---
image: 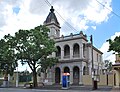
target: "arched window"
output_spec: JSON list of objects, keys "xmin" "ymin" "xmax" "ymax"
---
[
  {"xmin": 73, "ymin": 43, "xmax": 79, "ymax": 57},
  {"xmin": 64, "ymin": 45, "xmax": 70, "ymax": 58},
  {"xmin": 56, "ymin": 46, "xmax": 61, "ymax": 59}
]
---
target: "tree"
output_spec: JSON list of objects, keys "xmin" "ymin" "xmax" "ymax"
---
[
  {"xmin": 104, "ymin": 60, "xmax": 112, "ymax": 72},
  {"xmin": 0, "ymin": 34, "xmax": 18, "ymax": 81},
  {"xmin": 14, "ymin": 25, "xmax": 57, "ymax": 87},
  {"xmin": 107, "ymin": 36, "xmax": 120, "ymax": 55}
]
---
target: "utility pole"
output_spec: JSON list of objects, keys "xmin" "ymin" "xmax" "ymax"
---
[
  {"xmin": 16, "ymin": 67, "xmax": 18, "ymax": 87},
  {"xmin": 90, "ymin": 35, "xmax": 97, "ymax": 90}
]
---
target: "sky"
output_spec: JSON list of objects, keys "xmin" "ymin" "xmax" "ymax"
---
[{"xmin": 0, "ymin": 0, "xmax": 120, "ymax": 71}]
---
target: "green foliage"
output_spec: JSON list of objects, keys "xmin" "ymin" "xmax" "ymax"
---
[
  {"xmin": 104, "ymin": 60, "xmax": 112, "ymax": 71},
  {"xmin": 107, "ymin": 36, "xmax": 120, "ymax": 55},
  {"xmin": 0, "ymin": 25, "xmax": 58, "ymax": 87},
  {"xmin": 0, "ymin": 34, "xmax": 18, "ymax": 76},
  {"xmin": 13, "ymin": 25, "xmax": 57, "ymax": 87},
  {"xmin": 14, "ymin": 25, "xmax": 57, "ymax": 70}
]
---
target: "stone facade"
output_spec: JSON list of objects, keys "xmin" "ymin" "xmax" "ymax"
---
[
  {"xmin": 39, "ymin": 6, "xmax": 104, "ymax": 85},
  {"xmin": 112, "ymin": 54, "xmax": 120, "ymax": 88}
]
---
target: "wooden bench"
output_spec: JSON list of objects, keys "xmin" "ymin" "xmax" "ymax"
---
[
  {"xmin": 24, "ymin": 82, "xmax": 44, "ymax": 88},
  {"xmin": 38, "ymin": 82, "xmax": 45, "ymax": 87},
  {"xmin": 24, "ymin": 83, "xmax": 33, "ymax": 88}
]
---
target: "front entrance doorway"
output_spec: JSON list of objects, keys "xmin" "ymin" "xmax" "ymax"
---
[{"xmin": 73, "ymin": 66, "xmax": 79, "ymax": 84}]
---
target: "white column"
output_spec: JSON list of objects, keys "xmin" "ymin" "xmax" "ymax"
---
[
  {"xmin": 80, "ymin": 43, "xmax": 83, "ymax": 59},
  {"xmin": 52, "ymin": 52, "xmax": 56, "ymax": 57},
  {"xmin": 70, "ymin": 45, "xmax": 73, "ymax": 59},
  {"xmin": 60, "ymin": 70, "xmax": 63, "ymax": 84},
  {"xmin": 61, "ymin": 47, "xmax": 64, "ymax": 59},
  {"xmin": 52, "ymin": 67, "xmax": 55, "ymax": 84},
  {"xmin": 70, "ymin": 71, "xmax": 73, "ymax": 84},
  {"xmin": 79, "ymin": 63, "xmax": 83, "ymax": 85}
]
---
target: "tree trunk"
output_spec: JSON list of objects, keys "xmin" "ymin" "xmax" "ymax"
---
[
  {"xmin": 4, "ymin": 71, "xmax": 8, "ymax": 81},
  {"xmin": 33, "ymin": 69, "xmax": 38, "ymax": 87}
]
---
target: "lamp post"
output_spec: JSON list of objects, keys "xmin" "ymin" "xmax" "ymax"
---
[
  {"xmin": 16, "ymin": 67, "xmax": 18, "ymax": 87},
  {"xmin": 90, "ymin": 35, "xmax": 97, "ymax": 90}
]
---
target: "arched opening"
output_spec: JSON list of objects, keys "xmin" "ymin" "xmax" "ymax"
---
[
  {"xmin": 64, "ymin": 45, "xmax": 70, "ymax": 58},
  {"xmin": 63, "ymin": 67, "xmax": 70, "ymax": 83},
  {"xmin": 56, "ymin": 46, "xmax": 61, "ymax": 59},
  {"xmin": 64, "ymin": 67, "xmax": 70, "ymax": 73},
  {"xmin": 83, "ymin": 66, "xmax": 87, "ymax": 75},
  {"xmin": 73, "ymin": 43, "xmax": 79, "ymax": 57},
  {"xmin": 55, "ymin": 67, "xmax": 61, "ymax": 84},
  {"xmin": 73, "ymin": 66, "xmax": 79, "ymax": 84}
]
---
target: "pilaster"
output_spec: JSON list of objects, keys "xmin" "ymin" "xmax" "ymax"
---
[
  {"xmin": 79, "ymin": 62, "xmax": 83, "ymax": 85},
  {"xmin": 70, "ymin": 45, "xmax": 73, "ymax": 59},
  {"xmin": 61, "ymin": 47, "xmax": 64, "ymax": 59},
  {"xmin": 80, "ymin": 43, "xmax": 83, "ymax": 59}
]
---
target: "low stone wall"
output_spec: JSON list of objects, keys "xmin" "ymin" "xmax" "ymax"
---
[
  {"xmin": 108, "ymin": 74, "xmax": 113, "ymax": 86},
  {"xmin": 82, "ymin": 74, "xmax": 113, "ymax": 86},
  {"xmin": 98, "ymin": 75, "xmax": 107, "ymax": 85},
  {"xmin": 82, "ymin": 75, "xmax": 92, "ymax": 85}
]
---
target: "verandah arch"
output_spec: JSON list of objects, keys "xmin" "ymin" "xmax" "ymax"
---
[
  {"xmin": 55, "ymin": 67, "xmax": 61, "ymax": 84},
  {"xmin": 64, "ymin": 66, "xmax": 70, "ymax": 73}
]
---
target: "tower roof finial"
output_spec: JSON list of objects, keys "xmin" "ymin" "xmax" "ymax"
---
[
  {"xmin": 44, "ymin": 6, "xmax": 60, "ymax": 25},
  {"xmin": 50, "ymin": 6, "xmax": 54, "ymax": 13}
]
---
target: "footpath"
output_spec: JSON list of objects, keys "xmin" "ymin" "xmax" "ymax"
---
[
  {"xmin": 32, "ymin": 85, "xmax": 120, "ymax": 92},
  {"xmin": 1, "ymin": 84, "xmax": 120, "ymax": 92}
]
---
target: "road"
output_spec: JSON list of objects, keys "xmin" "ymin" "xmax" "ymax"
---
[
  {"xmin": 0, "ymin": 88, "xmax": 61, "ymax": 92},
  {"xmin": 0, "ymin": 87, "xmax": 117, "ymax": 92}
]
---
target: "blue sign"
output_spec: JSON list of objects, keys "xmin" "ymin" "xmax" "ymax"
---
[{"xmin": 62, "ymin": 76, "xmax": 67, "ymax": 87}]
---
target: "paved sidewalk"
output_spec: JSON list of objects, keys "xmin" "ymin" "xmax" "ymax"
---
[
  {"xmin": 33, "ymin": 85, "xmax": 115, "ymax": 92},
  {"xmin": 110, "ymin": 87, "xmax": 120, "ymax": 92},
  {"xmin": 1, "ymin": 84, "xmax": 120, "ymax": 92}
]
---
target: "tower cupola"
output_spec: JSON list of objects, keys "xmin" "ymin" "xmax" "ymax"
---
[{"xmin": 44, "ymin": 6, "xmax": 61, "ymax": 38}]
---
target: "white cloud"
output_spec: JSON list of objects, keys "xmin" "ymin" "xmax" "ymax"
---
[
  {"xmin": 0, "ymin": 0, "xmax": 112, "ymax": 37},
  {"xmin": 100, "ymin": 32, "xmax": 120, "ymax": 63},
  {"xmin": 91, "ymin": 26, "xmax": 96, "ymax": 30},
  {"xmin": 0, "ymin": 0, "xmax": 113, "ymax": 70},
  {"xmin": 82, "ymin": 0, "xmax": 112, "ymax": 23}
]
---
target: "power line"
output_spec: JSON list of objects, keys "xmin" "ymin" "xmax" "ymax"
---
[
  {"xmin": 96, "ymin": 0, "xmax": 120, "ymax": 19},
  {"xmin": 44, "ymin": 0, "xmax": 120, "ymax": 34},
  {"xmin": 44, "ymin": 0, "xmax": 51, "ymax": 7},
  {"xmin": 44, "ymin": 0, "xmax": 78, "ymax": 32}
]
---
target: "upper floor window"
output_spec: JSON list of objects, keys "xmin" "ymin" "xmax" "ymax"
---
[
  {"xmin": 73, "ymin": 43, "xmax": 79, "ymax": 57},
  {"xmin": 64, "ymin": 45, "xmax": 70, "ymax": 58},
  {"xmin": 56, "ymin": 46, "xmax": 61, "ymax": 58}
]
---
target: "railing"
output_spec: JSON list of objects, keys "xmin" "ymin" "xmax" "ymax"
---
[
  {"xmin": 73, "ymin": 54, "xmax": 80, "ymax": 58},
  {"xmin": 64, "ymin": 55, "xmax": 70, "ymax": 59},
  {"xmin": 56, "ymin": 54, "xmax": 83, "ymax": 60}
]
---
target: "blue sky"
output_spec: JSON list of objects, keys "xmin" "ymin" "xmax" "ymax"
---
[
  {"xmin": 88, "ymin": 0, "xmax": 120, "ymax": 48},
  {"xmin": 0, "ymin": 0, "xmax": 120, "ymax": 71}
]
